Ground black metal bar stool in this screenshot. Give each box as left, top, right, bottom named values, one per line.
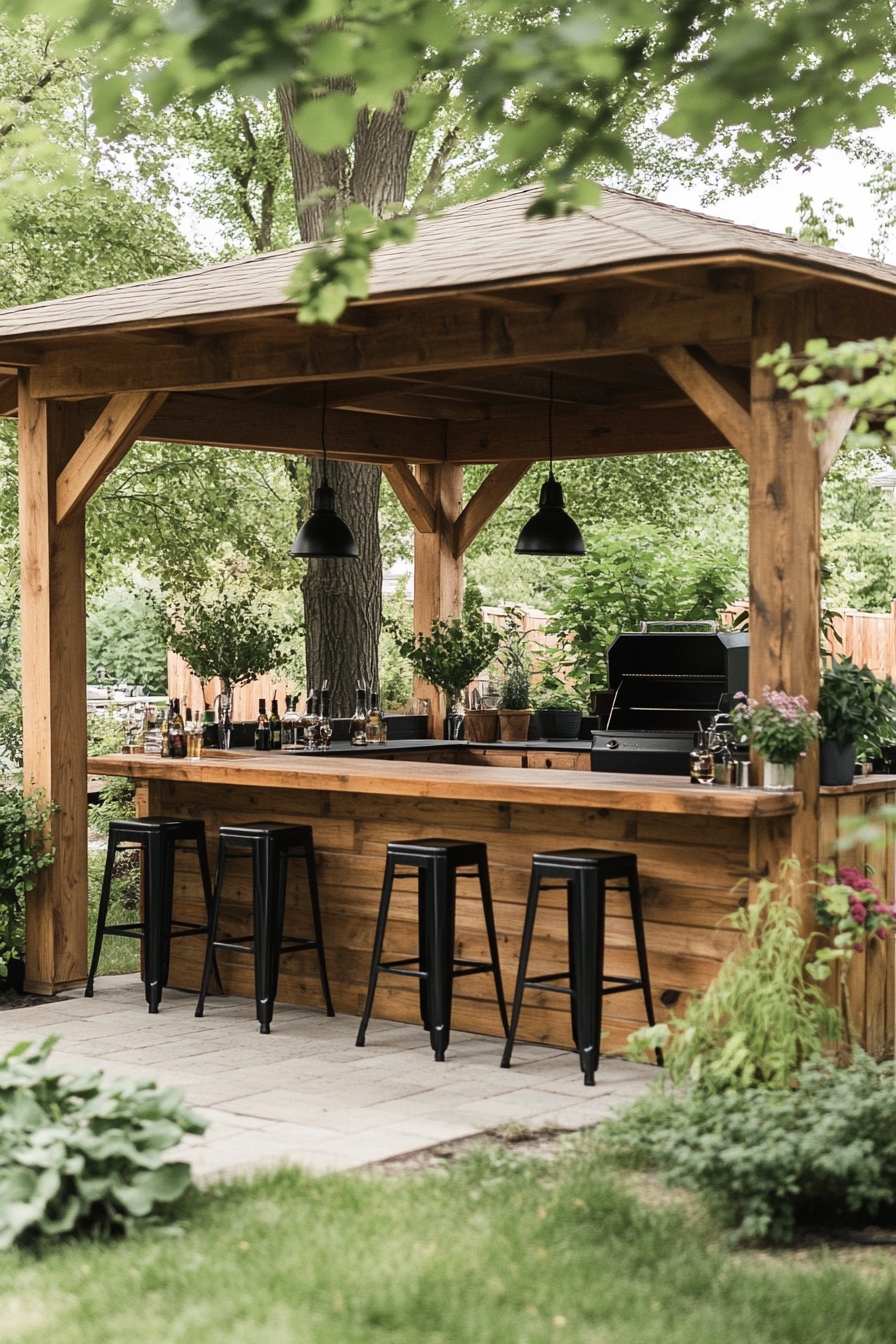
left=356, top=838, right=509, bottom=1061
left=196, top=821, right=334, bottom=1034
left=501, top=849, right=662, bottom=1085
left=86, top=816, right=216, bottom=1013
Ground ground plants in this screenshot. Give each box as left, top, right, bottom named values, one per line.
left=0, top=783, right=55, bottom=981
left=0, top=1037, right=205, bottom=1249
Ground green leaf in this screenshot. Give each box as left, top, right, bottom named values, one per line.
left=291, top=92, right=358, bottom=154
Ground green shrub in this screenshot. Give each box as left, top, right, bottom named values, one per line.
left=0, top=782, right=56, bottom=979
left=628, top=865, right=840, bottom=1092
left=0, top=1037, right=205, bottom=1248
left=604, top=1051, right=896, bottom=1244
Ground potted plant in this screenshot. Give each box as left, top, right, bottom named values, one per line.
left=731, top=687, right=820, bottom=790
left=0, top=782, right=56, bottom=993
left=399, top=605, right=500, bottom=740
left=166, top=590, right=288, bottom=749
left=497, top=608, right=533, bottom=742
left=533, top=681, right=586, bottom=740
left=817, top=658, right=896, bottom=786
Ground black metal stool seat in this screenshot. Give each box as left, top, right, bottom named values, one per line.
left=87, top=816, right=215, bottom=1013
left=196, top=821, right=334, bottom=1034
left=356, top=838, right=508, bottom=1061
left=501, top=848, right=662, bottom=1085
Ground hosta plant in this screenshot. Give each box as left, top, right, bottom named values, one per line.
left=0, top=1037, right=206, bottom=1248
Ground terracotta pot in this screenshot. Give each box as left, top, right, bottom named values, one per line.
left=464, top=709, right=499, bottom=742
left=498, top=709, right=532, bottom=742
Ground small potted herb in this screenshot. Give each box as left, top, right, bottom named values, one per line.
left=0, top=782, right=56, bottom=992
left=817, top=658, right=896, bottom=786
left=731, top=688, right=819, bottom=790
left=497, top=608, right=533, bottom=742
left=399, top=605, right=500, bottom=739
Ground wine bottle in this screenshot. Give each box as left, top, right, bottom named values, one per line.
left=160, top=702, right=170, bottom=758
left=270, top=696, right=282, bottom=751
left=282, top=695, right=301, bottom=753
left=255, top=698, right=270, bottom=751
left=350, top=682, right=368, bottom=746
left=367, top=687, right=385, bottom=745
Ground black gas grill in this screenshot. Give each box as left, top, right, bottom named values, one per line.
left=590, top=622, right=749, bottom=776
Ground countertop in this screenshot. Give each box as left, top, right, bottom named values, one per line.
left=90, top=749, right=803, bottom=818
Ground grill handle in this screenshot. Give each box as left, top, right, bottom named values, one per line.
left=638, top=620, right=719, bottom=633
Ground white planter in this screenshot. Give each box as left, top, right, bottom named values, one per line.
left=762, top=760, right=795, bottom=791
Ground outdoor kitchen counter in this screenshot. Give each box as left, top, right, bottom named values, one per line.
left=87, top=750, right=819, bottom=1055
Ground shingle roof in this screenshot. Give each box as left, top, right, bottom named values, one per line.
left=2, top=183, right=896, bottom=341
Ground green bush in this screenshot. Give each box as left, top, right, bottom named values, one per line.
left=604, top=1051, right=896, bottom=1244
left=0, top=1037, right=205, bottom=1248
left=0, top=782, right=56, bottom=979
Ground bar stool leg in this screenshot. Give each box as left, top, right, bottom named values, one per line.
left=195, top=832, right=224, bottom=994
left=626, top=862, right=663, bottom=1067
left=424, top=857, right=455, bottom=1061
left=254, top=839, right=286, bottom=1035
left=143, top=829, right=172, bottom=1013
left=303, top=838, right=335, bottom=1017
left=501, top=867, right=542, bottom=1069
left=196, top=844, right=227, bottom=1018
left=477, top=857, right=509, bottom=1036
left=356, top=853, right=397, bottom=1046
left=567, top=879, right=579, bottom=1051
left=568, top=870, right=605, bottom=1085
left=85, top=837, right=120, bottom=998
left=417, top=867, right=430, bottom=1032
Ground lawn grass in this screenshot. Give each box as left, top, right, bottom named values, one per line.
left=1, top=1135, right=895, bottom=1344
left=86, top=843, right=140, bottom=978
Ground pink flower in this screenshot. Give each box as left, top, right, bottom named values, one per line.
left=850, top=902, right=868, bottom=924
left=879, top=929, right=888, bottom=941
left=872, top=903, right=890, bottom=915
left=855, top=942, right=866, bottom=952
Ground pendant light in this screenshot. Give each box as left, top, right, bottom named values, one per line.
left=514, top=372, right=585, bottom=556
left=290, top=387, right=359, bottom=559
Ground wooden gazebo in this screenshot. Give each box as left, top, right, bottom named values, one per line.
left=4, top=184, right=896, bottom=1001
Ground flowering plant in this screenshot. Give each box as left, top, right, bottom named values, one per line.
left=815, top=866, right=896, bottom=954
left=731, top=688, right=820, bottom=766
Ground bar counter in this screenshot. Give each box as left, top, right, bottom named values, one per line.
left=89, top=748, right=893, bottom=1055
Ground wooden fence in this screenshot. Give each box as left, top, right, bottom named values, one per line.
left=725, top=601, right=896, bottom=681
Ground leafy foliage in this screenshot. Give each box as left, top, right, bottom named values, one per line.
left=0, top=783, right=55, bottom=980
left=0, top=1037, right=204, bottom=1248
left=88, top=585, right=168, bottom=692
left=818, top=657, right=896, bottom=753
left=399, top=606, right=500, bottom=705
left=603, top=1051, right=896, bottom=1245
left=816, top=866, right=896, bottom=956
left=628, top=867, right=840, bottom=1092
left=165, top=589, right=290, bottom=693
left=497, top=607, right=532, bottom=710
left=731, top=688, right=820, bottom=766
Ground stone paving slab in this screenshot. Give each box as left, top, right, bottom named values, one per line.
left=0, top=974, right=655, bottom=1181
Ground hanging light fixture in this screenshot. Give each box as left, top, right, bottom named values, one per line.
left=290, top=387, right=359, bottom=559
left=515, top=372, right=586, bottom=556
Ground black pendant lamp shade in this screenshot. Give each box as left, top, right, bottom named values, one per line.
left=514, top=373, right=585, bottom=557
left=290, top=388, right=359, bottom=559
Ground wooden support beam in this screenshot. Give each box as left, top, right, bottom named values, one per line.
left=818, top=404, right=856, bottom=477
left=381, top=461, right=437, bottom=533
left=18, top=377, right=88, bottom=994
left=0, top=376, right=17, bottom=416
left=29, top=287, right=753, bottom=400
left=749, top=290, right=820, bottom=888
left=652, top=344, right=752, bottom=460
left=413, top=464, right=464, bottom=737
left=56, top=390, right=168, bottom=523
left=453, top=460, right=534, bottom=557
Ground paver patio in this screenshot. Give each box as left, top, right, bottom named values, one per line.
left=0, top=974, right=655, bottom=1182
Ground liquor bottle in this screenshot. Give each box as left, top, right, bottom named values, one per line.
left=186, top=708, right=203, bottom=760
left=255, top=698, right=271, bottom=751
left=169, top=698, right=187, bottom=759
left=350, top=682, right=368, bottom=746
left=319, top=682, right=332, bottom=750
left=366, top=687, right=385, bottom=745
left=304, top=690, right=319, bottom=751
left=282, top=695, right=301, bottom=753
left=160, top=701, right=170, bottom=757
left=269, top=697, right=282, bottom=751
left=689, top=726, right=714, bottom=786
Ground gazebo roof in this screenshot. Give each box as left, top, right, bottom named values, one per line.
left=2, top=184, right=896, bottom=341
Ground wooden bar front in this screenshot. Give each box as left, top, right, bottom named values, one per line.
left=88, top=750, right=884, bottom=1056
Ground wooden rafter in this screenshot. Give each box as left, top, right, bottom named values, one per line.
left=380, top=462, right=437, bottom=533
left=453, top=460, right=534, bottom=557
left=652, top=344, right=752, bottom=460
left=0, top=376, right=17, bottom=416
left=55, top=390, right=168, bottom=523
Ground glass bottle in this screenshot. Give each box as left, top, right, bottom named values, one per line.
left=366, top=687, right=385, bottom=745
left=319, top=682, right=332, bottom=751
left=350, top=683, right=368, bottom=746
left=282, top=695, right=301, bottom=753
left=168, top=698, right=187, bottom=759
left=143, top=705, right=162, bottom=756
left=303, top=689, right=319, bottom=751
left=255, top=698, right=270, bottom=751
left=689, top=728, right=715, bottom=786
left=160, top=701, right=170, bottom=758
left=186, top=708, right=203, bottom=760
left=269, top=696, right=282, bottom=751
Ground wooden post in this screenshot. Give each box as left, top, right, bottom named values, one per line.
left=749, top=290, right=821, bottom=889
left=413, top=463, right=464, bottom=737
left=18, top=375, right=88, bottom=993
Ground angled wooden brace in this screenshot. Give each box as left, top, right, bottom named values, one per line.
left=652, top=344, right=752, bottom=460
left=818, top=405, right=856, bottom=477
left=453, top=459, right=534, bottom=558
left=380, top=461, right=437, bottom=533
left=55, top=390, right=168, bottom=524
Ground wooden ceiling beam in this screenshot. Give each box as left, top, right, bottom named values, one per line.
left=0, top=376, right=17, bottom=416
left=56, top=390, right=169, bottom=523
left=651, top=344, right=752, bottom=460
left=26, top=287, right=752, bottom=400
left=381, top=462, right=437, bottom=533
left=453, top=461, right=534, bottom=557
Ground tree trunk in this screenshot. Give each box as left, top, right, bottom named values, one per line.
left=278, top=84, right=416, bottom=711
